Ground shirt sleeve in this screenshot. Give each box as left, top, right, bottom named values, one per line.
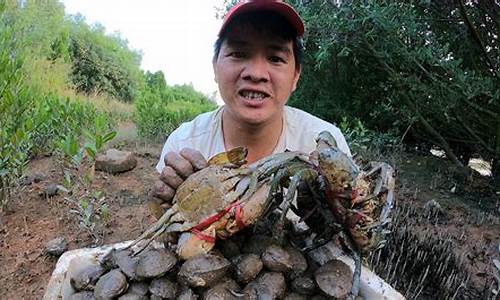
left=156, top=131, right=181, bottom=173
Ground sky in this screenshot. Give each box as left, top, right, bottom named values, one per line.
left=61, top=0, right=225, bottom=102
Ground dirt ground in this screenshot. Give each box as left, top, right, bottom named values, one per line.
left=0, top=130, right=498, bottom=299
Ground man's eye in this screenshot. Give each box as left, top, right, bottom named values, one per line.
left=269, top=56, right=286, bottom=63
left=228, top=51, right=246, bottom=58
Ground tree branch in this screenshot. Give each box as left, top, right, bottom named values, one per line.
left=456, top=0, right=499, bottom=79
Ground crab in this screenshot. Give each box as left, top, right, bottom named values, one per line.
left=292, top=131, right=396, bottom=299
left=125, top=148, right=312, bottom=258
left=125, top=130, right=395, bottom=299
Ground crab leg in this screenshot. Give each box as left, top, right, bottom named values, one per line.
left=338, top=231, right=362, bottom=300
left=124, top=204, right=179, bottom=251
left=273, top=168, right=319, bottom=244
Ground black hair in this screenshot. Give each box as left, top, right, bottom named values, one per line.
left=213, top=10, right=303, bottom=70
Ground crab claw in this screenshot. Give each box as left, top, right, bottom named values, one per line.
left=176, top=227, right=217, bottom=260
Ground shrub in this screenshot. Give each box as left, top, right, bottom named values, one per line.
left=135, top=89, right=217, bottom=140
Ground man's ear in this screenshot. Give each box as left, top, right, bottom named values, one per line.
left=212, top=58, right=219, bottom=83
left=291, top=66, right=301, bottom=92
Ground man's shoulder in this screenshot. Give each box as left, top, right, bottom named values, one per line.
left=284, top=106, right=351, bottom=155
left=284, top=106, right=340, bottom=133
left=168, top=107, right=221, bottom=143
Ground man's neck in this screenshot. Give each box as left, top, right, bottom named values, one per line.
left=222, top=110, right=283, bottom=164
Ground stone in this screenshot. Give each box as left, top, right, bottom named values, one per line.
left=291, top=276, right=316, bottom=295
left=149, top=277, right=177, bottom=299
left=261, top=244, right=293, bottom=273
left=127, top=282, right=149, bottom=296
left=70, top=264, right=105, bottom=291
left=178, top=254, right=231, bottom=288
left=243, top=272, right=286, bottom=299
left=232, top=254, right=263, bottom=284
left=43, top=184, right=60, bottom=197
left=202, top=278, right=240, bottom=300
left=118, top=293, right=148, bottom=300
left=44, top=236, right=68, bottom=257
left=94, top=270, right=128, bottom=299
left=314, top=259, right=353, bottom=298
left=136, top=248, right=177, bottom=279
left=69, top=291, right=96, bottom=300
left=95, top=149, right=137, bottom=174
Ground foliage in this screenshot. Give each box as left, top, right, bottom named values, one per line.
left=0, top=2, right=33, bottom=207
left=338, top=117, right=399, bottom=155
left=145, top=70, right=167, bottom=91
left=287, top=0, right=499, bottom=179
left=0, top=2, right=117, bottom=208
left=69, top=17, right=144, bottom=101
left=135, top=85, right=217, bottom=140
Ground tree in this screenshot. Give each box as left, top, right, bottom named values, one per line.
left=288, top=0, right=499, bottom=181
left=68, top=16, right=144, bottom=101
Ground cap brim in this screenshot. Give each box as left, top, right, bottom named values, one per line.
left=219, top=1, right=304, bottom=37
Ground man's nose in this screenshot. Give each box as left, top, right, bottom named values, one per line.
left=241, top=56, right=270, bottom=83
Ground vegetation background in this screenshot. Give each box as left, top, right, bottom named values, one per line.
left=0, top=0, right=498, bottom=299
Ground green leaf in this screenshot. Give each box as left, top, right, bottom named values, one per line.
left=102, top=131, right=117, bottom=144
left=84, top=146, right=96, bottom=160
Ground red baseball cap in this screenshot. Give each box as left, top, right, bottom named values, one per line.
left=219, top=0, right=304, bottom=37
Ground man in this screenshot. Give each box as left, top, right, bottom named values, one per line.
left=150, top=0, right=351, bottom=216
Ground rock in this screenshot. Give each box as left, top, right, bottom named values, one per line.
left=43, top=184, right=60, bottom=198
left=314, top=259, right=353, bottom=298
left=202, top=278, right=240, bottom=300
left=70, top=264, right=105, bottom=291
left=310, top=295, right=328, bottom=300
left=94, top=269, right=128, bottom=299
left=423, top=199, right=445, bottom=217
left=33, top=173, right=44, bottom=183
left=261, top=244, right=293, bottom=273
left=284, top=293, right=307, bottom=300
left=243, top=272, right=286, bottom=299
left=177, top=288, right=198, bottom=300
left=136, top=248, right=177, bottom=279
left=100, top=249, right=117, bottom=271
left=149, top=277, right=177, bottom=299
left=178, top=254, right=231, bottom=288
left=216, top=239, right=240, bottom=259
left=118, top=293, right=148, bottom=300
left=44, top=236, right=68, bottom=257
left=41, top=183, right=69, bottom=198
left=70, top=291, right=96, bottom=300
left=232, top=254, right=263, bottom=284
left=19, top=173, right=44, bottom=186
left=95, top=149, right=137, bottom=174
left=286, top=246, right=308, bottom=279
left=242, top=235, right=275, bottom=255
left=113, top=249, right=139, bottom=280
left=291, top=276, right=316, bottom=295
left=126, top=282, right=149, bottom=296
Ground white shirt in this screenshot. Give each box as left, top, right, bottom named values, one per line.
left=156, top=106, right=351, bottom=172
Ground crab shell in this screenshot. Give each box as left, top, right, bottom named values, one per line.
left=176, top=183, right=272, bottom=259
left=344, top=165, right=396, bottom=254
left=172, top=165, right=249, bottom=228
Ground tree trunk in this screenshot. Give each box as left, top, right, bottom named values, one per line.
left=492, top=158, right=500, bottom=187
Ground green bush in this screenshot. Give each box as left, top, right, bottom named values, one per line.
left=135, top=88, right=217, bottom=140
left=0, top=2, right=114, bottom=207
left=31, top=95, right=115, bottom=155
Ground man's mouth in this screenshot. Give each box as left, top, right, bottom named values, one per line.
left=239, top=90, right=269, bottom=100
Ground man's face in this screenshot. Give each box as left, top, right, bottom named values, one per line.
left=213, top=25, right=301, bottom=126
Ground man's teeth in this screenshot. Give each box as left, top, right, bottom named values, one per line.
left=241, top=91, right=266, bottom=99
